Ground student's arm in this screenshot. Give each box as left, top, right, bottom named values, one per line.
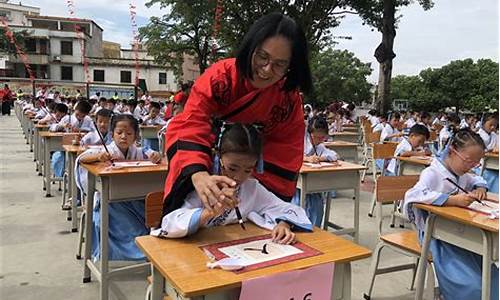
left=78, top=150, right=111, bottom=164
left=399, top=149, right=427, bottom=157
left=317, top=144, right=338, bottom=162
left=464, top=173, right=488, bottom=200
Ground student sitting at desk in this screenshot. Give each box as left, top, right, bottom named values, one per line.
left=38, top=103, right=67, bottom=125
left=151, top=123, right=312, bottom=243
left=49, top=100, right=93, bottom=133
left=439, top=112, right=460, bottom=153
left=76, top=114, right=162, bottom=260
left=380, top=112, right=403, bottom=142
left=80, top=109, right=113, bottom=146
left=386, top=124, right=430, bottom=175
left=478, top=114, right=499, bottom=193
left=403, top=128, right=498, bottom=300
left=142, top=102, right=166, bottom=151
left=291, top=115, right=338, bottom=227
left=372, top=112, right=387, bottom=133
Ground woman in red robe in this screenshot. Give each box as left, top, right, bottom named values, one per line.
left=163, top=13, right=313, bottom=216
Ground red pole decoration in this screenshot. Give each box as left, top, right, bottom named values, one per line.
left=129, top=3, right=140, bottom=88
left=0, top=17, right=35, bottom=80
left=65, top=0, right=90, bottom=83
left=211, top=0, right=224, bottom=56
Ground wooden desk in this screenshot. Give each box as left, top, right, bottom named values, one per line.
left=297, top=161, right=366, bottom=243
left=481, top=152, right=499, bottom=175
left=397, top=156, right=432, bottom=175
left=140, top=125, right=162, bottom=139
left=81, top=161, right=168, bottom=300
left=414, top=200, right=499, bottom=300
left=39, top=132, right=83, bottom=197
left=63, top=145, right=87, bottom=231
left=330, top=132, right=359, bottom=144
left=34, top=124, right=49, bottom=174
left=324, top=141, right=359, bottom=163
left=136, top=224, right=372, bottom=300
left=27, top=116, right=36, bottom=152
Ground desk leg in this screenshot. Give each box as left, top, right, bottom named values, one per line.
left=300, top=174, right=307, bottom=209
left=332, top=262, right=351, bottom=300
left=323, top=192, right=331, bottom=230
left=44, top=138, right=52, bottom=197
left=151, top=264, right=163, bottom=300
left=100, top=177, right=110, bottom=300
left=83, top=172, right=95, bottom=283
left=481, top=230, right=492, bottom=300
left=70, top=153, right=78, bottom=232
left=415, top=214, right=436, bottom=300
left=353, top=178, right=360, bottom=244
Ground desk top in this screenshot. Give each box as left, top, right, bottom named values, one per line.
left=35, top=124, right=49, bottom=129
left=136, top=224, right=371, bottom=298
left=39, top=131, right=86, bottom=138
left=415, top=198, right=499, bottom=233
left=485, top=152, right=499, bottom=159
left=324, top=141, right=358, bottom=148
left=62, top=145, right=87, bottom=153
left=140, top=125, right=162, bottom=129
left=300, top=160, right=366, bottom=173
left=81, top=160, right=168, bottom=176
left=331, top=132, right=359, bottom=136
left=398, top=156, right=433, bottom=166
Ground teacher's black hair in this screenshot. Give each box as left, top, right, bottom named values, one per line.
left=236, top=12, right=312, bottom=95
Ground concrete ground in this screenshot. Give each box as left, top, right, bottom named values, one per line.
left=1, top=114, right=420, bottom=300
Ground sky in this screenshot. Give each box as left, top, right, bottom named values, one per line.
left=19, top=0, right=499, bottom=83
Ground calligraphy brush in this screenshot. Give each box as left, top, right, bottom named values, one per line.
left=235, top=206, right=246, bottom=230
left=445, top=178, right=490, bottom=207
left=308, top=132, right=322, bottom=165
left=92, top=120, right=115, bottom=166
left=40, top=105, right=58, bottom=123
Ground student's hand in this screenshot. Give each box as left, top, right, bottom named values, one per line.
left=191, top=171, right=237, bottom=214
left=423, top=148, right=432, bottom=156
left=148, top=151, right=162, bottom=164
left=304, top=155, right=320, bottom=163
left=219, top=187, right=239, bottom=209
left=97, top=152, right=112, bottom=162
left=470, top=188, right=487, bottom=201
left=447, top=193, right=476, bottom=207
left=272, top=222, right=295, bottom=245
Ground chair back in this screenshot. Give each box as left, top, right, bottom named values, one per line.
left=62, top=133, right=81, bottom=145
left=372, top=142, right=397, bottom=160
left=376, top=175, right=419, bottom=204
left=145, top=191, right=164, bottom=228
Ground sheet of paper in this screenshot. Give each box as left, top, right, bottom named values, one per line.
left=218, top=238, right=303, bottom=266
left=303, top=162, right=338, bottom=168
left=468, top=200, right=499, bottom=217
left=111, top=161, right=156, bottom=168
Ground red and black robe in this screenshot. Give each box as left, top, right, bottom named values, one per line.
left=163, top=58, right=305, bottom=214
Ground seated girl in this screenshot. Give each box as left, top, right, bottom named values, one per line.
left=403, top=128, right=498, bottom=300
left=151, top=123, right=312, bottom=244
left=76, top=114, right=161, bottom=260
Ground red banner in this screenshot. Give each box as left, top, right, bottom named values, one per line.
left=65, top=0, right=90, bottom=83
left=129, top=3, right=140, bottom=87
left=0, top=17, right=35, bottom=80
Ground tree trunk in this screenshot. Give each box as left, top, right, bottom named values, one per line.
left=374, top=0, right=396, bottom=114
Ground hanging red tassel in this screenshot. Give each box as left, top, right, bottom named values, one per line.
left=0, top=17, right=35, bottom=80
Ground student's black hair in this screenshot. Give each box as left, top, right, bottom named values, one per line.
left=106, top=98, right=116, bottom=105
left=235, top=12, right=312, bottom=94
left=110, top=114, right=139, bottom=136
left=447, top=112, right=461, bottom=134
left=47, top=102, right=57, bottom=112
left=127, top=99, right=137, bottom=107
left=390, top=111, right=401, bottom=120
left=96, top=108, right=113, bottom=119
left=307, top=115, right=328, bottom=133
left=409, top=124, right=430, bottom=140
left=451, top=128, right=486, bottom=151
left=98, top=97, right=107, bottom=103
left=74, top=100, right=92, bottom=114
left=55, top=103, right=68, bottom=114
left=138, top=99, right=145, bottom=105
left=219, top=123, right=263, bottom=160
left=420, top=111, right=431, bottom=120
left=150, top=101, right=161, bottom=110
left=347, top=103, right=355, bottom=111
left=482, top=113, right=498, bottom=124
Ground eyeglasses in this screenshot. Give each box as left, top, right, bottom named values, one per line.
left=253, top=49, right=290, bottom=76
left=451, top=148, right=482, bottom=168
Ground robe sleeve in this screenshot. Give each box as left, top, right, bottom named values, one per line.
left=317, top=143, right=338, bottom=162
left=246, top=180, right=312, bottom=232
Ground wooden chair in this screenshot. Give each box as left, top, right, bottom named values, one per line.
left=366, top=142, right=397, bottom=217
left=363, top=176, right=438, bottom=300
left=360, top=131, right=382, bottom=182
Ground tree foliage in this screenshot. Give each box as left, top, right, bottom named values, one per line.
left=139, top=0, right=345, bottom=79
left=0, top=28, right=28, bottom=56
left=390, top=58, right=499, bottom=112
left=307, top=48, right=372, bottom=108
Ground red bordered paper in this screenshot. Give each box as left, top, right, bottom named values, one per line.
left=200, top=234, right=322, bottom=274
left=466, top=200, right=499, bottom=215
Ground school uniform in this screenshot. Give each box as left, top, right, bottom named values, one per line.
left=380, top=123, right=401, bottom=143
left=75, top=141, right=155, bottom=260
left=133, top=106, right=147, bottom=120
left=478, top=128, right=499, bottom=193
left=151, top=178, right=312, bottom=238
left=34, top=109, right=47, bottom=119
left=370, top=116, right=380, bottom=128
left=403, top=158, right=498, bottom=300
left=372, top=122, right=385, bottom=133
left=80, top=130, right=113, bottom=146
left=386, top=138, right=414, bottom=175
left=142, top=115, right=167, bottom=151
left=291, top=131, right=338, bottom=227
left=439, top=126, right=452, bottom=153
left=404, top=118, right=416, bottom=129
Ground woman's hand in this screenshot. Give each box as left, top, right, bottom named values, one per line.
left=272, top=221, right=296, bottom=245
left=148, top=151, right=162, bottom=164
left=191, top=171, right=236, bottom=213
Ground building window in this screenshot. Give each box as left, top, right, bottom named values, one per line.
left=93, top=69, right=105, bottom=82
left=159, top=72, right=167, bottom=84
left=120, top=71, right=131, bottom=83
left=39, top=39, right=48, bottom=54
left=61, top=41, right=73, bottom=55
left=25, top=39, right=36, bottom=53
left=0, top=10, right=11, bottom=20
left=61, top=66, right=73, bottom=80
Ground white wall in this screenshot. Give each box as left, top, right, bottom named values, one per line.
left=88, top=65, right=176, bottom=91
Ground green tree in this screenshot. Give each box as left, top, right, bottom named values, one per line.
left=346, top=0, right=434, bottom=114
left=139, top=0, right=345, bottom=79
left=307, top=48, right=372, bottom=107
left=0, top=28, right=28, bottom=56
